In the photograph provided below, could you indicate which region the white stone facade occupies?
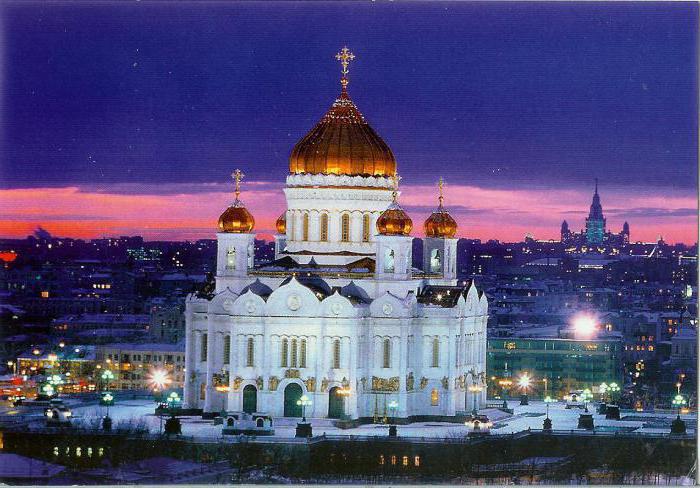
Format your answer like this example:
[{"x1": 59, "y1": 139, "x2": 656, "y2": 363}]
[{"x1": 183, "y1": 175, "x2": 488, "y2": 421}]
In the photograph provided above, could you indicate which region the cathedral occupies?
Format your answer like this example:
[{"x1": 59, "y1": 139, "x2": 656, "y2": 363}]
[{"x1": 183, "y1": 48, "x2": 488, "y2": 422}]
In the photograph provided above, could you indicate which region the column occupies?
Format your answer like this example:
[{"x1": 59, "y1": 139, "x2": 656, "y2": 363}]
[
  {"x1": 203, "y1": 316, "x2": 215, "y2": 412},
  {"x1": 183, "y1": 310, "x2": 195, "y2": 408}
]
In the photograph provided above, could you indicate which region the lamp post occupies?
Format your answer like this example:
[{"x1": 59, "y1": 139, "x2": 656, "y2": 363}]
[
  {"x1": 599, "y1": 382, "x2": 609, "y2": 402},
  {"x1": 581, "y1": 388, "x2": 593, "y2": 412},
  {"x1": 608, "y1": 382, "x2": 620, "y2": 404},
  {"x1": 518, "y1": 373, "x2": 531, "y2": 405},
  {"x1": 387, "y1": 399, "x2": 398, "y2": 437},
  {"x1": 671, "y1": 394, "x2": 687, "y2": 434},
  {"x1": 468, "y1": 384, "x2": 481, "y2": 416},
  {"x1": 101, "y1": 370, "x2": 114, "y2": 392},
  {"x1": 498, "y1": 379, "x2": 512, "y2": 409},
  {"x1": 543, "y1": 396, "x2": 555, "y2": 430},
  {"x1": 297, "y1": 394, "x2": 312, "y2": 423}
]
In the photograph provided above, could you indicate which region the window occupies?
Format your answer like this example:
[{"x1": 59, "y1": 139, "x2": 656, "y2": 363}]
[
  {"x1": 341, "y1": 214, "x2": 350, "y2": 242},
  {"x1": 431, "y1": 388, "x2": 439, "y2": 406},
  {"x1": 379, "y1": 455, "x2": 385, "y2": 465},
  {"x1": 281, "y1": 338, "x2": 289, "y2": 367},
  {"x1": 300, "y1": 339, "x2": 307, "y2": 368},
  {"x1": 431, "y1": 338, "x2": 440, "y2": 368},
  {"x1": 226, "y1": 247, "x2": 236, "y2": 269},
  {"x1": 414, "y1": 456, "x2": 421, "y2": 467},
  {"x1": 302, "y1": 214, "x2": 309, "y2": 241},
  {"x1": 362, "y1": 214, "x2": 371, "y2": 242},
  {"x1": 402, "y1": 456, "x2": 409, "y2": 467},
  {"x1": 391, "y1": 455, "x2": 397, "y2": 466},
  {"x1": 384, "y1": 249, "x2": 395, "y2": 272},
  {"x1": 291, "y1": 338, "x2": 298, "y2": 367},
  {"x1": 383, "y1": 338, "x2": 391, "y2": 368},
  {"x1": 246, "y1": 337, "x2": 254, "y2": 367},
  {"x1": 200, "y1": 383, "x2": 206, "y2": 400},
  {"x1": 320, "y1": 214, "x2": 329, "y2": 241},
  {"x1": 223, "y1": 335, "x2": 230, "y2": 364},
  {"x1": 333, "y1": 339, "x2": 341, "y2": 369},
  {"x1": 201, "y1": 334, "x2": 208, "y2": 361}
]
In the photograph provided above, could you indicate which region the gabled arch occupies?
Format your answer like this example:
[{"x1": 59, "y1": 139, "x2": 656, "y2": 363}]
[
  {"x1": 266, "y1": 276, "x2": 321, "y2": 317},
  {"x1": 320, "y1": 291, "x2": 357, "y2": 318}
]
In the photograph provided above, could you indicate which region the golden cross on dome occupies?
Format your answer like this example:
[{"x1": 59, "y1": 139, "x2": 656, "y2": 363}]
[
  {"x1": 231, "y1": 169, "x2": 245, "y2": 201},
  {"x1": 335, "y1": 46, "x2": 355, "y2": 90},
  {"x1": 438, "y1": 177, "x2": 445, "y2": 209}
]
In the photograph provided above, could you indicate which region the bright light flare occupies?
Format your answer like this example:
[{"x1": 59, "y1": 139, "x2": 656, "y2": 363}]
[
  {"x1": 517, "y1": 373, "x2": 531, "y2": 390},
  {"x1": 147, "y1": 369, "x2": 171, "y2": 391},
  {"x1": 573, "y1": 315, "x2": 597, "y2": 337}
]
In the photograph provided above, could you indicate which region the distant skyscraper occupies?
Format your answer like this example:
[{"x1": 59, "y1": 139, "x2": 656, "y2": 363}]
[
  {"x1": 560, "y1": 220, "x2": 571, "y2": 244},
  {"x1": 585, "y1": 179, "x2": 606, "y2": 245}
]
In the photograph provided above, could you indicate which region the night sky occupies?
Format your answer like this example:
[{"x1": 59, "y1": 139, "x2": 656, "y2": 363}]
[{"x1": 1, "y1": 2, "x2": 697, "y2": 243}]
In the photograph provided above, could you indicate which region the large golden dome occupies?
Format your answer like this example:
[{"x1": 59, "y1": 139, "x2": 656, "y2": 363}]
[
  {"x1": 218, "y1": 169, "x2": 255, "y2": 233},
  {"x1": 289, "y1": 48, "x2": 396, "y2": 177},
  {"x1": 424, "y1": 178, "x2": 458, "y2": 238}
]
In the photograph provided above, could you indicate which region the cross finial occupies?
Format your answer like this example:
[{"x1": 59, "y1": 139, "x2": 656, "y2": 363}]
[
  {"x1": 438, "y1": 177, "x2": 445, "y2": 209},
  {"x1": 594, "y1": 177, "x2": 598, "y2": 194},
  {"x1": 231, "y1": 169, "x2": 245, "y2": 202},
  {"x1": 391, "y1": 173, "x2": 402, "y2": 202},
  {"x1": 335, "y1": 46, "x2": 355, "y2": 91}
]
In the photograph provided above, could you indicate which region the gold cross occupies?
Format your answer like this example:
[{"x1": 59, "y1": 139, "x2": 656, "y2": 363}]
[
  {"x1": 391, "y1": 173, "x2": 402, "y2": 201},
  {"x1": 335, "y1": 46, "x2": 355, "y2": 89},
  {"x1": 438, "y1": 177, "x2": 444, "y2": 209},
  {"x1": 231, "y1": 169, "x2": 245, "y2": 200}
]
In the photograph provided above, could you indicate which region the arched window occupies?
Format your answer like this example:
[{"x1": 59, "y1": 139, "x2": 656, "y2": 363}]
[
  {"x1": 362, "y1": 214, "x2": 371, "y2": 242},
  {"x1": 246, "y1": 337, "x2": 254, "y2": 367},
  {"x1": 333, "y1": 339, "x2": 341, "y2": 369},
  {"x1": 223, "y1": 335, "x2": 230, "y2": 365},
  {"x1": 199, "y1": 383, "x2": 206, "y2": 400},
  {"x1": 320, "y1": 214, "x2": 329, "y2": 241},
  {"x1": 431, "y1": 388, "x2": 439, "y2": 406},
  {"x1": 226, "y1": 247, "x2": 236, "y2": 269},
  {"x1": 302, "y1": 214, "x2": 309, "y2": 241},
  {"x1": 430, "y1": 249, "x2": 441, "y2": 272},
  {"x1": 341, "y1": 214, "x2": 350, "y2": 242},
  {"x1": 281, "y1": 338, "x2": 289, "y2": 367},
  {"x1": 384, "y1": 249, "x2": 395, "y2": 273},
  {"x1": 291, "y1": 338, "x2": 298, "y2": 367},
  {"x1": 431, "y1": 337, "x2": 440, "y2": 368},
  {"x1": 383, "y1": 338, "x2": 391, "y2": 368},
  {"x1": 200, "y1": 333, "x2": 208, "y2": 362},
  {"x1": 300, "y1": 339, "x2": 307, "y2": 368}
]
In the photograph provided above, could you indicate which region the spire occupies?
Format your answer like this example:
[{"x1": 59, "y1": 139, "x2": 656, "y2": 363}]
[
  {"x1": 437, "y1": 177, "x2": 445, "y2": 210},
  {"x1": 335, "y1": 46, "x2": 355, "y2": 94},
  {"x1": 594, "y1": 177, "x2": 599, "y2": 195}
]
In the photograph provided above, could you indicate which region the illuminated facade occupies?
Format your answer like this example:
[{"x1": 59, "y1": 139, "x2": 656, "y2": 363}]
[{"x1": 183, "y1": 48, "x2": 488, "y2": 420}]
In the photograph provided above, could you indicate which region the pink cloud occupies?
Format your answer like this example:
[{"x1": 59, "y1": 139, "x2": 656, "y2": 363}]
[{"x1": 0, "y1": 183, "x2": 696, "y2": 244}]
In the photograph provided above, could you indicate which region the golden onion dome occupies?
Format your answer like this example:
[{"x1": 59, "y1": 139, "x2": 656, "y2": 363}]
[
  {"x1": 275, "y1": 212, "x2": 287, "y2": 234},
  {"x1": 218, "y1": 169, "x2": 255, "y2": 233},
  {"x1": 289, "y1": 47, "x2": 396, "y2": 178},
  {"x1": 377, "y1": 202, "x2": 413, "y2": 236},
  {"x1": 424, "y1": 177, "x2": 458, "y2": 238}
]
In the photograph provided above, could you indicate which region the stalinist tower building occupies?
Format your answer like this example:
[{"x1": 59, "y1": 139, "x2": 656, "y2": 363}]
[{"x1": 183, "y1": 48, "x2": 488, "y2": 421}]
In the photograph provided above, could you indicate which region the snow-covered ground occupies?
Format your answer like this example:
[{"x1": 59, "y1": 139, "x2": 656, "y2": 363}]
[{"x1": 63, "y1": 399, "x2": 696, "y2": 440}]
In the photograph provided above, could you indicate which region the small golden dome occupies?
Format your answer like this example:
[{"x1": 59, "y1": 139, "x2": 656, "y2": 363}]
[
  {"x1": 217, "y1": 169, "x2": 255, "y2": 233},
  {"x1": 424, "y1": 177, "x2": 457, "y2": 238},
  {"x1": 276, "y1": 212, "x2": 287, "y2": 234},
  {"x1": 218, "y1": 203, "x2": 255, "y2": 233},
  {"x1": 377, "y1": 202, "x2": 413, "y2": 236},
  {"x1": 424, "y1": 211, "x2": 457, "y2": 238}
]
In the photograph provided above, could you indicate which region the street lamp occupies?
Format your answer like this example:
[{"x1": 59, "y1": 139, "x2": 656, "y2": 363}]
[
  {"x1": 671, "y1": 394, "x2": 688, "y2": 434},
  {"x1": 572, "y1": 315, "x2": 597, "y2": 338},
  {"x1": 581, "y1": 388, "x2": 593, "y2": 412},
  {"x1": 599, "y1": 382, "x2": 609, "y2": 402},
  {"x1": 297, "y1": 394, "x2": 312, "y2": 423},
  {"x1": 672, "y1": 394, "x2": 687, "y2": 417},
  {"x1": 468, "y1": 384, "x2": 482, "y2": 416},
  {"x1": 101, "y1": 370, "x2": 115, "y2": 391},
  {"x1": 543, "y1": 396, "x2": 555, "y2": 430},
  {"x1": 608, "y1": 382, "x2": 620, "y2": 404},
  {"x1": 518, "y1": 373, "x2": 531, "y2": 405}
]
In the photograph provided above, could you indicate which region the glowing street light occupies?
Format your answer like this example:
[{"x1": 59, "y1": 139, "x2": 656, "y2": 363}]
[
  {"x1": 544, "y1": 395, "x2": 556, "y2": 419},
  {"x1": 468, "y1": 384, "x2": 482, "y2": 416},
  {"x1": 101, "y1": 369, "x2": 115, "y2": 391},
  {"x1": 147, "y1": 369, "x2": 171, "y2": 393},
  {"x1": 608, "y1": 382, "x2": 620, "y2": 404},
  {"x1": 573, "y1": 315, "x2": 597, "y2": 338},
  {"x1": 599, "y1": 382, "x2": 609, "y2": 402},
  {"x1": 672, "y1": 394, "x2": 687, "y2": 417},
  {"x1": 518, "y1": 373, "x2": 531, "y2": 405},
  {"x1": 581, "y1": 388, "x2": 593, "y2": 412},
  {"x1": 296, "y1": 394, "x2": 312, "y2": 422}
]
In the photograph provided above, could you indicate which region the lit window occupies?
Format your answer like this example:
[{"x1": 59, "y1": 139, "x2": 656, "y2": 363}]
[
  {"x1": 431, "y1": 388, "x2": 439, "y2": 406},
  {"x1": 300, "y1": 339, "x2": 307, "y2": 368},
  {"x1": 303, "y1": 214, "x2": 309, "y2": 241},
  {"x1": 379, "y1": 455, "x2": 385, "y2": 465},
  {"x1": 391, "y1": 455, "x2": 397, "y2": 466},
  {"x1": 402, "y1": 456, "x2": 409, "y2": 466},
  {"x1": 281, "y1": 338, "x2": 289, "y2": 367},
  {"x1": 320, "y1": 214, "x2": 329, "y2": 242},
  {"x1": 362, "y1": 214, "x2": 371, "y2": 242},
  {"x1": 53, "y1": 447, "x2": 59, "y2": 456},
  {"x1": 431, "y1": 338, "x2": 440, "y2": 368},
  {"x1": 246, "y1": 337, "x2": 255, "y2": 367},
  {"x1": 200, "y1": 334, "x2": 208, "y2": 361},
  {"x1": 383, "y1": 338, "x2": 391, "y2": 368},
  {"x1": 649, "y1": 345, "x2": 654, "y2": 352},
  {"x1": 98, "y1": 448, "x2": 104, "y2": 457},
  {"x1": 333, "y1": 339, "x2": 341, "y2": 369},
  {"x1": 41, "y1": 291, "x2": 49, "y2": 298},
  {"x1": 414, "y1": 456, "x2": 421, "y2": 467},
  {"x1": 341, "y1": 214, "x2": 350, "y2": 242},
  {"x1": 223, "y1": 335, "x2": 230, "y2": 365},
  {"x1": 291, "y1": 339, "x2": 298, "y2": 368},
  {"x1": 384, "y1": 249, "x2": 395, "y2": 273},
  {"x1": 226, "y1": 247, "x2": 236, "y2": 269}
]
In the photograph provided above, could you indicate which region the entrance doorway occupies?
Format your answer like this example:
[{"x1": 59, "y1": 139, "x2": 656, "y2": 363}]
[
  {"x1": 283, "y1": 383, "x2": 303, "y2": 417},
  {"x1": 328, "y1": 386, "x2": 344, "y2": 419},
  {"x1": 243, "y1": 384, "x2": 257, "y2": 413}
]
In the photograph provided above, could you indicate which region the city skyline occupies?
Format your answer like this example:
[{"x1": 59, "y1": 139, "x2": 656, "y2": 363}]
[{"x1": 1, "y1": 2, "x2": 697, "y2": 244}]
